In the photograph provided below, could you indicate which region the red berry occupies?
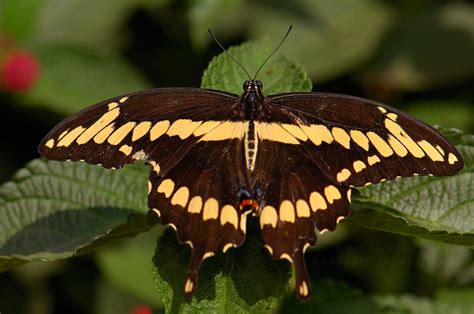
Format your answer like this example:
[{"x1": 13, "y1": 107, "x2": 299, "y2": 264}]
[
  {"x1": 1, "y1": 51, "x2": 40, "y2": 92},
  {"x1": 130, "y1": 305, "x2": 153, "y2": 314}
]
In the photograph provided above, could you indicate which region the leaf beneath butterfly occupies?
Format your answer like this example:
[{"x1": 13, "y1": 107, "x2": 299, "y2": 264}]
[
  {"x1": 151, "y1": 226, "x2": 291, "y2": 313},
  {"x1": 0, "y1": 159, "x2": 151, "y2": 271}
]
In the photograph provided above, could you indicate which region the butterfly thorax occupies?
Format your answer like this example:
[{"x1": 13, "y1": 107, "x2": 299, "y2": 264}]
[{"x1": 242, "y1": 80, "x2": 264, "y2": 174}]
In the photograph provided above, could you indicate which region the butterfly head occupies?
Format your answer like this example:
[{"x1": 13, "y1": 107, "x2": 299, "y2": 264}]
[{"x1": 243, "y1": 80, "x2": 264, "y2": 101}]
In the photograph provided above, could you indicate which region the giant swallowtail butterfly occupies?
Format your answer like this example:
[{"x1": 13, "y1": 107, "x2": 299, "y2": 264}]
[{"x1": 38, "y1": 29, "x2": 463, "y2": 300}]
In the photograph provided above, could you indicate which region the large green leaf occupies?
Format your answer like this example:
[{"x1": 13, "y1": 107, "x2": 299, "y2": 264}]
[
  {"x1": 151, "y1": 226, "x2": 291, "y2": 313},
  {"x1": 0, "y1": 159, "x2": 151, "y2": 271},
  {"x1": 19, "y1": 44, "x2": 151, "y2": 115},
  {"x1": 201, "y1": 41, "x2": 312, "y2": 95}
]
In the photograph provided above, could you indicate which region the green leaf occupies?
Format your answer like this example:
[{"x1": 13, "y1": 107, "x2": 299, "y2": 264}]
[
  {"x1": 279, "y1": 279, "x2": 380, "y2": 314},
  {"x1": 20, "y1": 44, "x2": 151, "y2": 115},
  {"x1": 0, "y1": 0, "x2": 44, "y2": 41},
  {"x1": 201, "y1": 41, "x2": 312, "y2": 95},
  {"x1": 151, "y1": 225, "x2": 291, "y2": 313},
  {"x1": 0, "y1": 159, "x2": 151, "y2": 271},
  {"x1": 349, "y1": 130, "x2": 474, "y2": 247},
  {"x1": 250, "y1": 0, "x2": 394, "y2": 82},
  {"x1": 96, "y1": 228, "x2": 165, "y2": 307},
  {"x1": 363, "y1": 3, "x2": 474, "y2": 91}
]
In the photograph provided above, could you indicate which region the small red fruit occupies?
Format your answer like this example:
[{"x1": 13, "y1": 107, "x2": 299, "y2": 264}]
[
  {"x1": 130, "y1": 305, "x2": 153, "y2": 314},
  {"x1": 1, "y1": 50, "x2": 40, "y2": 93}
]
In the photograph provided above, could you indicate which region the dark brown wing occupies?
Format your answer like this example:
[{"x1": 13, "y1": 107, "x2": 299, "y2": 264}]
[
  {"x1": 39, "y1": 87, "x2": 250, "y2": 296},
  {"x1": 263, "y1": 92, "x2": 464, "y2": 187},
  {"x1": 148, "y1": 137, "x2": 248, "y2": 296},
  {"x1": 250, "y1": 92, "x2": 463, "y2": 299},
  {"x1": 39, "y1": 88, "x2": 241, "y2": 171},
  {"x1": 252, "y1": 141, "x2": 351, "y2": 300}
]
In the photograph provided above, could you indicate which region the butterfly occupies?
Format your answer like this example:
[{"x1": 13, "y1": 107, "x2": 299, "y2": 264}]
[{"x1": 38, "y1": 28, "x2": 464, "y2": 300}]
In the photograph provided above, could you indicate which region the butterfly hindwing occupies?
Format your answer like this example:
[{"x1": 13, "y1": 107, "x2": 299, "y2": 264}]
[{"x1": 252, "y1": 141, "x2": 351, "y2": 299}]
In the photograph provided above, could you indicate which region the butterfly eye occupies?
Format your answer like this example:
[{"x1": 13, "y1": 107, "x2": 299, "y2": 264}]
[
  {"x1": 243, "y1": 80, "x2": 250, "y2": 90},
  {"x1": 256, "y1": 80, "x2": 263, "y2": 90}
]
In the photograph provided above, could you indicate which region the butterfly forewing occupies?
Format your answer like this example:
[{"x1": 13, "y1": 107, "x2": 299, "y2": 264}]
[
  {"x1": 39, "y1": 88, "x2": 241, "y2": 169},
  {"x1": 265, "y1": 93, "x2": 464, "y2": 187}
]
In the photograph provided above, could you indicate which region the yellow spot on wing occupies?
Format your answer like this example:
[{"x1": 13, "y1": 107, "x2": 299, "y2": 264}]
[
  {"x1": 296, "y1": 199, "x2": 311, "y2": 218},
  {"x1": 147, "y1": 181, "x2": 152, "y2": 194},
  {"x1": 264, "y1": 245, "x2": 273, "y2": 255},
  {"x1": 448, "y1": 153, "x2": 458, "y2": 165},
  {"x1": 324, "y1": 185, "x2": 341, "y2": 204},
  {"x1": 199, "y1": 121, "x2": 245, "y2": 141},
  {"x1": 94, "y1": 124, "x2": 115, "y2": 144},
  {"x1": 220, "y1": 205, "x2": 238, "y2": 228},
  {"x1": 353, "y1": 160, "x2": 366, "y2": 173},
  {"x1": 45, "y1": 139, "x2": 54, "y2": 148},
  {"x1": 299, "y1": 281, "x2": 309, "y2": 297},
  {"x1": 367, "y1": 155, "x2": 381, "y2": 165},
  {"x1": 157, "y1": 179, "x2": 175, "y2": 198},
  {"x1": 171, "y1": 186, "x2": 190, "y2": 207},
  {"x1": 281, "y1": 124, "x2": 308, "y2": 141},
  {"x1": 188, "y1": 196, "x2": 203, "y2": 214},
  {"x1": 385, "y1": 119, "x2": 425, "y2": 158},
  {"x1": 107, "y1": 122, "x2": 136, "y2": 145},
  {"x1": 184, "y1": 278, "x2": 193, "y2": 293},
  {"x1": 350, "y1": 130, "x2": 369, "y2": 151},
  {"x1": 167, "y1": 119, "x2": 202, "y2": 139},
  {"x1": 260, "y1": 206, "x2": 278, "y2": 228},
  {"x1": 257, "y1": 123, "x2": 299, "y2": 144},
  {"x1": 378, "y1": 106, "x2": 387, "y2": 113},
  {"x1": 193, "y1": 121, "x2": 221, "y2": 136},
  {"x1": 58, "y1": 130, "x2": 69, "y2": 140},
  {"x1": 309, "y1": 192, "x2": 327, "y2": 211},
  {"x1": 332, "y1": 127, "x2": 351, "y2": 149},
  {"x1": 336, "y1": 168, "x2": 351, "y2": 182},
  {"x1": 280, "y1": 253, "x2": 293, "y2": 262},
  {"x1": 336, "y1": 216, "x2": 345, "y2": 223},
  {"x1": 387, "y1": 135, "x2": 408, "y2": 157},
  {"x1": 203, "y1": 198, "x2": 219, "y2": 220},
  {"x1": 240, "y1": 212, "x2": 248, "y2": 233},
  {"x1": 108, "y1": 102, "x2": 118, "y2": 110},
  {"x1": 77, "y1": 108, "x2": 121, "y2": 144},
  {"x1": 223, "y1": 243, "x2": 235, "y2": 253},
  {"x1": 57, "y1": 126, "x2": 86, "y2": 147},
  {"x1": 279, "y1": 200, "x2": 295, "y2": 222},
  {"x1": 119, "y1": 144, "x2": 132, "y2": 156},
  {"x1": 418, "y1": 140, "x2": 444, "y2": 162},
  {"x1": 132, "y1": 121, "x2": 152, "y2": 141},
  {"x1": 387, "y1": 113, "x2": 398, "y2": 121},
  {"x1": 150, "y1": 121, "x2": 170, "y2": 141},
  {"x1": 367, "y1": 132, "x2": 393, "y2": 157},
  {"x1": 119, "y1": 97, "x2": 128, "y2": 103},
  {"x1": 300, "y1": 124, "x2": 333, "y2": 145}
]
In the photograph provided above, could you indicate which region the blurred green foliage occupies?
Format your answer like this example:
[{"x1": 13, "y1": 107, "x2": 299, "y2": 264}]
[{"x1": 0, "y1": 0, "x2": 473, "y2": 313}]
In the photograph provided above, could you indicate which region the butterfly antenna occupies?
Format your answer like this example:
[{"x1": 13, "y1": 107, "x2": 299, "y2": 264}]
[
  {"x1": 208, "y1": 29, "x2": 252, "y2": 80},
  {"x1": 253, "y1": 25, "x2": 293, "y2": 80}
]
